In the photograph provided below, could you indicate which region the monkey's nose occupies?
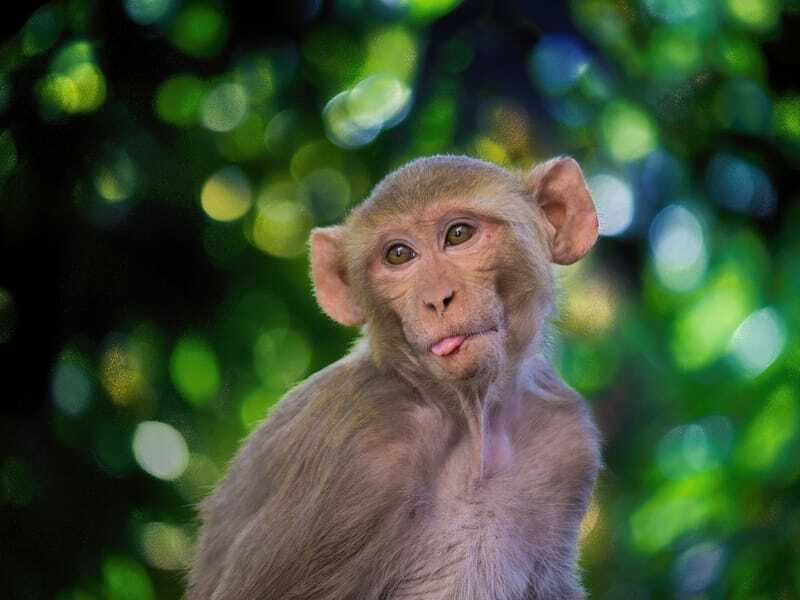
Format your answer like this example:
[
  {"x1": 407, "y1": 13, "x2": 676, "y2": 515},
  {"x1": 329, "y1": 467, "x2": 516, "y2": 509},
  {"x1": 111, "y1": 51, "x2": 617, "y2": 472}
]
[{"x1": 423, "y1": 289, "x2": 455, "y2": 316}]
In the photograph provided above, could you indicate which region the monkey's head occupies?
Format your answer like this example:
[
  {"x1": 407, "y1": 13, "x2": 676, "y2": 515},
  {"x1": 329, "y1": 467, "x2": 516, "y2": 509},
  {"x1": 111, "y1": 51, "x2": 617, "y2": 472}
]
[{"x1": 310, "y1": 156, "x2": 598, "y2": 383}]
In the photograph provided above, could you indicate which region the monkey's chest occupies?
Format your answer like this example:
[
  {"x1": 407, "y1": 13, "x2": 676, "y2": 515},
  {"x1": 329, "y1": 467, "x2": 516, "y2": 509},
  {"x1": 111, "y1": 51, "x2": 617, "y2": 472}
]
[{"x1": 394, "y1": 454, "x2": 540, "y2": 600}]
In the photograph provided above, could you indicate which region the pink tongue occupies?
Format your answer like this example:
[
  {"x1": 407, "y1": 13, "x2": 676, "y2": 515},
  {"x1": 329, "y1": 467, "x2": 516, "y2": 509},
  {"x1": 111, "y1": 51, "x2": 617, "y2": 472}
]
[{"x1": 431, "y1": 335, "x2": 466, "y2": 357}]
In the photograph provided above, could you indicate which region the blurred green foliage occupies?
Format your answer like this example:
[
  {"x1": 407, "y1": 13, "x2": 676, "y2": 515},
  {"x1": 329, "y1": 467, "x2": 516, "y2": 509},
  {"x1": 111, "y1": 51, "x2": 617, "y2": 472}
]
[{"x1": 1, "y1": 0, "x2": 799, "y2": 598}]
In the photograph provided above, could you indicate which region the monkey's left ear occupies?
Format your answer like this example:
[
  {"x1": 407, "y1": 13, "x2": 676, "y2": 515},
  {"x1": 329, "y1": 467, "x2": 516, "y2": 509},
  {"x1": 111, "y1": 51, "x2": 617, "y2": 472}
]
[
  {"x1": 527, "y1": 157, "x2": 598, "y2": 265},
  {"x1": 310, "y1": 226, "x2": 364, "y2": 327}
]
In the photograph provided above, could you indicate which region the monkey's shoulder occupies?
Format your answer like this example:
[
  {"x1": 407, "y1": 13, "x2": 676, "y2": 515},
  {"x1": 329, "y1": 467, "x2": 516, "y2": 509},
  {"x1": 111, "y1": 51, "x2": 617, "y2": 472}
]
[
  {"x1": 200, "y1": 356, "x2": 375, "y2": 505},
  {"x1": 522, "y1": 358, "x2": 598, "y2": 429},
  {"x1": 512, "y1": 381, "x2": 602, "y2": 492},
  {"x1": 242, "y1": 353, "x2": 419, "y2": 482}
]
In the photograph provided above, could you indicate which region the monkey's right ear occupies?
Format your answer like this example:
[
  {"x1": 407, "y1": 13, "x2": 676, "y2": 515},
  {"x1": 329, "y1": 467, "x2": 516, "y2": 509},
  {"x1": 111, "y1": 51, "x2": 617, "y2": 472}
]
[{"x1": 310, "y1": 226, "x2": 364, "y2": 327}]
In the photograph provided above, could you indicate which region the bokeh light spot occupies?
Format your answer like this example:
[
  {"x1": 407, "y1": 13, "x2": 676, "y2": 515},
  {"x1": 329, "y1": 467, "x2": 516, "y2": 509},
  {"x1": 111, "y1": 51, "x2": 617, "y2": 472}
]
[
  {"x1": 36, "y1": 41, "x2": 106, "y2": 117},
  {"x1": 726, "y1": 0, "x2": 780, "y2": 32},
  {"x1": 481, "y1": 101, "x2": 530, "y2": 155},
  {"x1": 94, "y1": 150, "x2": 137, "y2": 203},
  {"x1": 474, "y1": 137, "x2": 509, "y2": 166},
  {"x1": 728, "y1": 307, "x2": 786, "y2": 378},
  {"x1": 202, "y1": 82, "x2": 248, "y2": 132},
  {"x1": 600, "y1": 101, "x2": 658, "y2": 162},
  {"x1": 644, "y1": 0, "x2": 708, "y2": 23},
  {"x1": 363, "y1": 27, "x2": 417, "y2": 82},
  {"x1": 323, "y1": 91, "x2": 380, "y2": 149},
  {"x1": 649, "y1": 204, "x2": 708, "y2": 292},
  {"x1": 140, "y1": 522, "x2": 192, "y2": 570},
  {"x1": 561, "y1": 275, "x2": 617, "y2": 337},
  {"x1": 201, "y1": 166, "x2": 252, "y2": 222},
  {"x1": 705, "y1": 152, "x2": 776, "y2": 217},
  {"x1": 588, "y1": 174, "x2": 634, "y2": 237},
  {"x1": 290, "y1": 140, "x2": 343, "y2": 180},
  {"x1": 530, "y1": 34, "x2": 589, "y2": 95},
  {"x1": 630, "y1": 471, "x2": 728, "y2": 553},
  {"x1": 407, "y1": 0, "x2": 463, "y2": 23},
  {"x1": 102, "y1": 556, "x2": 154, "y2": 600},
  {"x1": 52, "y1": 40, "x2": 94, "y2": 69},
  {"x1": 264, "y1": 110, "x2": 299, "y2": 155},
  {"x1": 347, "y1": 75, "x2": 412, "y2": 129},
  {"x1": 155, "y1": 74, "x2": 209, "y2": 127},
  {"x1": 100, "y1": 343, "x2": 146, "y2": 407},
  {"x1": 657, "y1": 417, "x2": 733, "y2": 480},
  {"x1": 124, "y1": 0, "x2": 175, "y2": 25},
  {"x1": 52, "y1": 352, "x2": 93, "y2": 417},
  {"x1": 672, "y1": 542, "x2": 725, "y2": 594},
  {"x1": 132, "y1": 421, "x2": 190, "y2": 481},
  {"x1": 715, "y1": 78, "x2": 771, "y2": 134},
  {"x1": 253, "y1": 329, "x2": 312, "y2": 390},
  {"x1": 715, "y1": 35, "x2": 765, "y2": 77},
  {"x1": 37, "y1": 74, "x2": 80, "y2": 113},
  {"x1": 648, "y1": 28, "x2": 703, "y2": 80},
  {"x1": 558, "y1": 338, "x2": 620, "y2": 393},
  {"x1": 672, "y1": 268, "x2": 753, "y2": 370},
  {"x1": 22, "y1": 5, "x2": 63, "y2": 57},
  {"x1": 217, "y1": 112, "x2": 268, "y2": 162},
  {"x1": 579, "y1": 495, "x2": 601, "y2": 544},
  {"x1": 737, "y1": 385, "x2": 798, "y2": 471},
  {"x1": 773, "y1": 95, "x2": 800, "y2": 139},
  {"x1": 323, "y1": 75, "x2": 412, "y2": 149},
  {"x1": 169, "y1": 2, "x2": 229, "y2": 58},
  {"x1": 170, "y1": 336, "x2": 221, "y2": 406},
  {"x1": 251, "y1": 189, "x2": 313, "y2": 258},
  {"x1": 234, "y1": 54, "x2": 276, "y2": 105}
]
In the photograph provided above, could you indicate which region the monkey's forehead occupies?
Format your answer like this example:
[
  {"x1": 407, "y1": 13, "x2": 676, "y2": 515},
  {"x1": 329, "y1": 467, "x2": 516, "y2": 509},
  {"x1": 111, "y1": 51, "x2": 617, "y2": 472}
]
[{"x1": 348, "y1": 155, "x2": 524, "y2": 224}]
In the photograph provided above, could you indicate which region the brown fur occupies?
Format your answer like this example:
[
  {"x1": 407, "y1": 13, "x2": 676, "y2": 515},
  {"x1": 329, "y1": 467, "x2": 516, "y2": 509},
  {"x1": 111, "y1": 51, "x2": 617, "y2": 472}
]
[{"x1": 187, "y1": 155, "x2": 602, "y2": 600}]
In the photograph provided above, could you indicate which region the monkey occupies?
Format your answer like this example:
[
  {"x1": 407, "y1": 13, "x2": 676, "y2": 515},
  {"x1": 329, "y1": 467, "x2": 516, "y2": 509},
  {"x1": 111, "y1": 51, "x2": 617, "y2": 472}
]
[{"x1": 187, "y1": 155, "x2": 602, "y2": 600}]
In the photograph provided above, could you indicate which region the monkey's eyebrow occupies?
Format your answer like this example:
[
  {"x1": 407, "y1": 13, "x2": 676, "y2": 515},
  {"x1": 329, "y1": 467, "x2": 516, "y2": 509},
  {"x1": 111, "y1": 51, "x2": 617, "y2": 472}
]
[{"x1": 368, "y1": 208, "x2": 495, "y2": 248}]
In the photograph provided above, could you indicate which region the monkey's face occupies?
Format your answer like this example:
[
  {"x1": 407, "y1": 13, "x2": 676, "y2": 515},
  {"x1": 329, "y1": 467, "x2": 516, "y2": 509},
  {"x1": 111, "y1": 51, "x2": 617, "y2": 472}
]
[
  {"x1": 363, "y1": 202, "x2": 525, "y2": 381},
  {"x1": 310, "y1": 156, "x2": 597, "y2": 383}
]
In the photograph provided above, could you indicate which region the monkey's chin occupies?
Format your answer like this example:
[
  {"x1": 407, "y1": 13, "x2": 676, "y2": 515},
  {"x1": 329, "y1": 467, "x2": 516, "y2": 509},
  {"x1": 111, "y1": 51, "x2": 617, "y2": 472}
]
[{"x1": 429, "y1": 330, "x2": 502, "y2": 381}]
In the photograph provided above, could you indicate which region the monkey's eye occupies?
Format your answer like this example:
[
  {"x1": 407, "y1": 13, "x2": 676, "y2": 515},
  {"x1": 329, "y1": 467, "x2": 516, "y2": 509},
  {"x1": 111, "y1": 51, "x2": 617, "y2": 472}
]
[
  {"x1": 445, "y1": 223, "x2": 475, "y2": 246},
  {"x1": 385, "y1": 244, "x2": 417, "y2": 265}
]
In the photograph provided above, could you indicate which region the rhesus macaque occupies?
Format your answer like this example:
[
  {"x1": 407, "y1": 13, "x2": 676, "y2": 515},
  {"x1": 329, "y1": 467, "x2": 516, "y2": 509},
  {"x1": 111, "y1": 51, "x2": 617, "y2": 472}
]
[{"x1": 188, "y1": 155, "x2": 602, "y2": 600}]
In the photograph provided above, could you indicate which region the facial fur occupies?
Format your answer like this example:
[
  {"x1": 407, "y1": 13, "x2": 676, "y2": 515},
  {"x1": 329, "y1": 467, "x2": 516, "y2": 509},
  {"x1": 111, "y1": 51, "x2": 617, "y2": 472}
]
[{"x1": 342, "y1": 156, "x2": 555, "y2": 384}]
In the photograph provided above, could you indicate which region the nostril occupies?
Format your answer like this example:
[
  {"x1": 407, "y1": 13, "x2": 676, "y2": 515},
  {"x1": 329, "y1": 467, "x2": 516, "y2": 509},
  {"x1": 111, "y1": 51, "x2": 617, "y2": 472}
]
[
  {"x1": 423, "y1": 290, "x2": 455, "y2": 314},
  {"x1": 442, "y1": 290, "x2": 454, "y2": 309}
]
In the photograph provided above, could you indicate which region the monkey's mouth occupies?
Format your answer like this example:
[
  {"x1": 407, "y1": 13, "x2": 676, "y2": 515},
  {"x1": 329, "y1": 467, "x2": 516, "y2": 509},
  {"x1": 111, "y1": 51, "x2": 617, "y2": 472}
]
[{"x1": 430, "y1": 327, "x2": 498, "y2": 357}]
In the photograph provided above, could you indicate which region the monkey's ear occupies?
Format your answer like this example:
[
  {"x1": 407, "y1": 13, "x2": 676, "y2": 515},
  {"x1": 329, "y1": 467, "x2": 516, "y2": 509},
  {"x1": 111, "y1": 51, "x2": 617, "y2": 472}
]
[
  {"x1": 528, "y1": 157, "x2": 599, "y2": 265},
  {"x1": 309, "y1": 226, "x2": 364, "y2": 327}
]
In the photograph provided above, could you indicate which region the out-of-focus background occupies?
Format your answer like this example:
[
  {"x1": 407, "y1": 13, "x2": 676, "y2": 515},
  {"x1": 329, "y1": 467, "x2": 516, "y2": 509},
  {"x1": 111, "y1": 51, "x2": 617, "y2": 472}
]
[{"x1": 1, "y1": 0, "x2": 799, "y2": 598}]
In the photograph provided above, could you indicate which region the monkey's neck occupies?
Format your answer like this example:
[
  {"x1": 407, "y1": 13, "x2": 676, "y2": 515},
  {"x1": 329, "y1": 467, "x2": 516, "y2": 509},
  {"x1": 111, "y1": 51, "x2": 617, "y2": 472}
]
[
  {"x1": 450, "y1": 370, "x2": 523, "y2": 482},
  {"x1": 393, "y1": 358, "x2": 526, "y2": 484}
]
